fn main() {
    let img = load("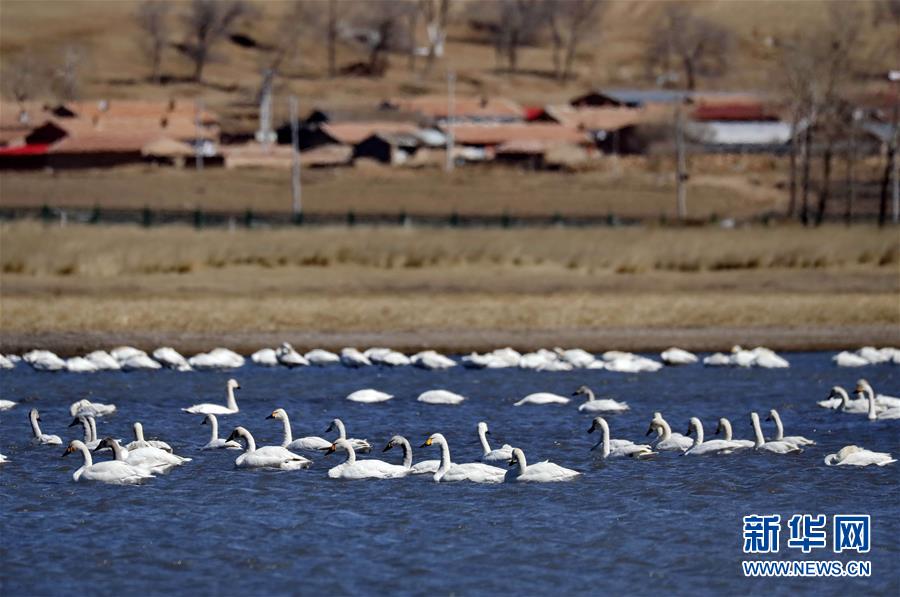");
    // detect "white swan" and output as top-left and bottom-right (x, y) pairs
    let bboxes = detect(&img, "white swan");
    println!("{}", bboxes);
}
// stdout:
(365, 348), (410, 366)
(703, 352), (733, 367)
(833, 351), (870, 367)
(120, 353), (162, 371)
(856, 379), (900, 409)
(864, 388), (900, 421)
(0, 355), (15, 369)
(152, 347), (192, 371)
(267, 408), (331, 451)
(110, 346), (146, 362)
(276, 343), (309, 367)
(340, 348), (372, 367)
(555, 347), (596, 368)
(125, 422), (173, 453)
(713, 418), (754, 448)
(420, 433), (505, 483)
(588, 417), (655, 459)
(660, 347), (698, 365)
(97, 437), (191, 474)
(513, 392), (570, 406)
(200, 414), (242, 449)
(477, 421), (514, 462)
(226, 426), (311, 470)
(84, 350), (120, 371)
(383, 435), (440, 474)
(182, 378), (240, 415)
(326, 419), (371, 452)
(824, 445), (896, 467)
(62, 440), (152, 484)
(28, 409), (62, 445)
(250, 348), (279, 367)
(23, 349), (67, 371)
(189, 347), (244, 370)
(69, 415), (102, 450)
(305, 348), (341, 366)
(766, 410), (815, 445)
(817, 386), (851, 409)
(0, 399), (17, 411)
(750, 412), (801, 454)
(573, 385), (629, 413)
(411, 350), (456, 370)
(324, 439), (409, 479)
(646, 414), (693, 451)
(505, 447), (580, 482)
(65, 357), (99, 373)
(752, 348), (790, 369)
(684, 417), (744, 455)
(831, 387), (873, 414)
(69, 398), (117, 418)
(417, 389), (466, 405)
(346, 389), (393, 403)
(0, 453), (7, 464)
